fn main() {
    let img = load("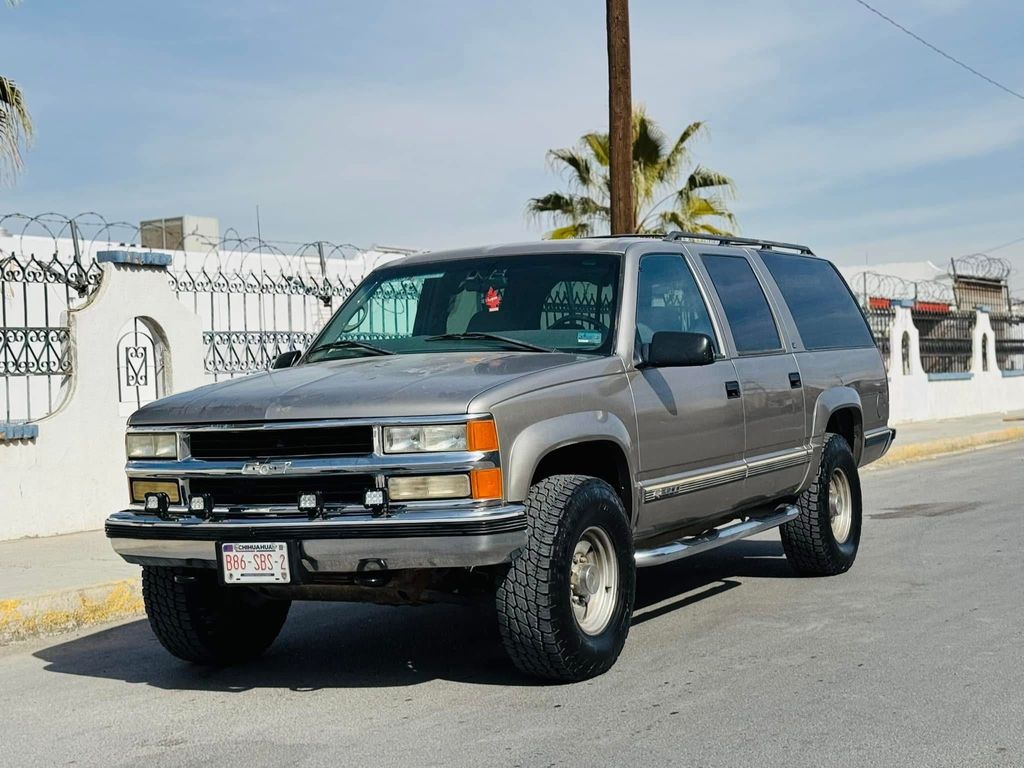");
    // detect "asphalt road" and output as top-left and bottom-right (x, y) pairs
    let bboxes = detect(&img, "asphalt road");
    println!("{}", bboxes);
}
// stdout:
(3, 443), (1023, 768)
